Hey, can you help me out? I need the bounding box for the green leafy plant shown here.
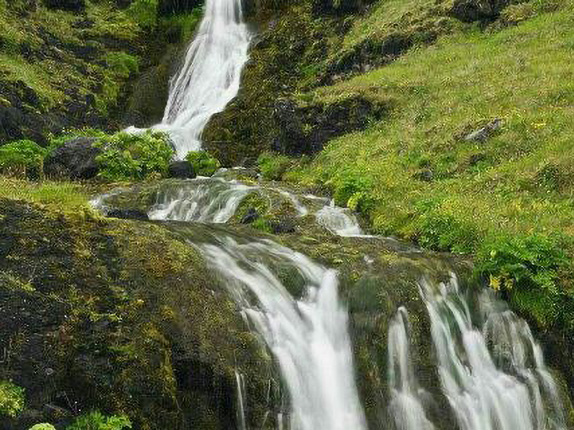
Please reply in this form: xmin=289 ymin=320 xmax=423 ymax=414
xmin=332 ymin=172 xmax=374 ymax=214
xmin=128 ymin=0 xmax=159 ymax=28
xmin=29 ymin=424 xmax=56 ymax=430
xmin=0 ymin=380 xmax=25 ymax=418
xmin=0 ymin=140 xmax=47 ymax=177
xmin=186 ymin=151 xmax=221 ymax=177
xmin=66 ymin=411 xmax=132 ymax=430
xmin=95 ymin=131 xmax=174 ymax=181
xmin=257 ymin=152 xmax=292 ymax=180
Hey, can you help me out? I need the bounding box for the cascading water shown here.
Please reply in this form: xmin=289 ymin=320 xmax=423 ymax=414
xmin=127 ymin=0 xmax=251 ymax=158
xmin=200 ymin=237 xmax=367 ymax=430
xmin=420 ymin=274 xmax=568 ymax=430
xmin=315 ymin=200 xmax=365 ymax=237
xmin=387 ymin=307 xmax=435 ymax=430
xmin=148 ymin=177 xmax=256 ymax=223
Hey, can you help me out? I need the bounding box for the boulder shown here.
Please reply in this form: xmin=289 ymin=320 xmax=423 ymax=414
xmin=464 ymin=118 xmax=503 ymax=143
xmin=168 ymin=160 xmax=196 ymax=179
xmin=450 ymin=0 xmax=513 ymax=22
xmin=43 ymin=0 xmax=86 ymax=12
xmin=44 ymin=137 xmax=102 ymax=180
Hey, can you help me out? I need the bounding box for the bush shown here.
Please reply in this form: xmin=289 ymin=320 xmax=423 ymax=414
xmin=95 ymin=131 xmax=174 ymax=181
xmin=128 ymin=0 xmax=159 ymax=28
xmin=0 ymin=140 xmax=47 ymax=177
xmin=185 ymin=151 xmax=221 ymax=177
xmin=0 ymin=380 xmax=25 ymax=418
xmin=29 ymin=424 xmax=56 ymax=430
xmin=257 ymin=152 xmax=292 ymax=180
xmin=331 ymin=172 xmax=374 ymax=214
xmin=66 ymin=411 xmax=132 ymax=430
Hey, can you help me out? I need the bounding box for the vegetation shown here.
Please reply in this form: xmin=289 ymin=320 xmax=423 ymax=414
xmin=0 ymin=140 xmax=46 ymax=176
xmin=66 ymin=411 xmax=132 ymax=430
xmin=0 ymin=380 xmax=25 ymax=418
xmin=29 ymin=425 xmax=56 ymax=430
xmin=185 ymin=150 xmax=221 ymax=177
xmin=284 ymin=0 xmax=574 ymax=330
xmin=95 ymin=131 xmax=174 ymax=181
xmin=257 ymin=152 xmax=293 ymax=181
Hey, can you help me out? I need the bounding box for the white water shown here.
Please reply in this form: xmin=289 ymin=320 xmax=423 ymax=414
xmin=148 ymin=177 xmax=256 ymax=223
xmin=315 ymin=200 xmax=364 ymax=237
xmin=127 ymin=0 xmax=251 ymax=158
xmin=387 ymin=307 xmax=435 ymax=430
xmin=420 ymin=274 xmax=568 ymax=430
xmin=201 ymin=237 xmax=367 ymax=430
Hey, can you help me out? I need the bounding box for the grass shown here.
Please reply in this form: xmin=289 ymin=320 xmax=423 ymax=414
xmin=287 ymin=1 xmax=574 ymax=329
xmin=0 ymin=178 xmax=91 ymax=212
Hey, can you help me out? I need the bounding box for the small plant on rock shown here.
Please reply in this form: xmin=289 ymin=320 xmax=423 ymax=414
xmin=186 ymin=151 xmax=221 ymax=177
xmin=0 ymin=380 xmax=25 ymax=418
xmin=95 ymin=131 xmax=174 ymax=181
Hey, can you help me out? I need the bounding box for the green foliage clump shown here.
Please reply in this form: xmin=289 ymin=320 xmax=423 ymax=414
xmin=331 ymin=172 xmax=374 ymax=214
xmin=185 ymin=151 xmax=221 ymax=177
xmin=96 ymin=131 xmax=174 ymax=181
xmin=29 ymin=424 xmax=56 ymax=430
xmin=47 ymin=128 xmax=108 ymax=154
xmin=159 ymin=7 xmax=204 ymax=42
xmin=66 ymin=411 xmax=132 ymax=430
xmin=128 ymin=0 xmax=159 ymax=28
xmin=105 ymin=52 xmax=140 ymax=78
xmin=475 ymin=233 xmax=568 ymax=327
xmin=257 ymin=152 xmax=293 ymax=181
xmin=0 ymin=140 xmax=46 ymax=175
xmin=0 ymin=380 xmax=25 ymax=418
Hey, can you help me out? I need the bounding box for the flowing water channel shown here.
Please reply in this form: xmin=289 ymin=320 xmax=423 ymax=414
xmin=108 ymin=0 xmax=572 ymax=427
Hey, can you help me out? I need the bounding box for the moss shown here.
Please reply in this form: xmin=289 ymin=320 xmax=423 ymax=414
xmin=0 ymin=380 xmax=25 ymax=418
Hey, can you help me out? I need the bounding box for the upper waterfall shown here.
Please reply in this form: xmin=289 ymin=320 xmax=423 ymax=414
xmin=158 ymin=0 xmax=251 ymax=159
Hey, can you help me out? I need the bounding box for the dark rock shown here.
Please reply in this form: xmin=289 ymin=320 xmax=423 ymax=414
xmin=168 ymin=160 xmax=196 ymax=179
xmin=468 ymin=152 xmax=487 ymax=166
xmin=451 ymin=0 xmax=513 ymax=22
xmin=270 ymin=218 xmax=296 ymax=234
xmin=106 ymin=209 xmax=149 ymax=221
xmin=240 ymin=208 xmax=259 ymax=224
xmin=413 ymin=169 xmax=434 ymax=182
xmin=464 ymin=118 xmax=503 ymax=143
xmin=44 ymin=137 xmax=102 ymax=180
xmin=43 ymin=0 xmax=86 ymax=12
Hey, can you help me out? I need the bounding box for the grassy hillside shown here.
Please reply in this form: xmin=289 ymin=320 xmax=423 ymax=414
xmin=276 ymin=1 xmax=574 ymax=338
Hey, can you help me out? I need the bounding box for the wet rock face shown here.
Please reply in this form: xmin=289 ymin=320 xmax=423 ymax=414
xmin=168 ymin=160 xmax=196 ymax=179
xmin=271 ymin=95 xmax=389 ymax=156
xmin=450 ymin=0 xmax=513 ymax=22
xmin=44 ymin=137 xmax=102 ymax=180
xmin=0 ymin=200 xmax=271 ymax=429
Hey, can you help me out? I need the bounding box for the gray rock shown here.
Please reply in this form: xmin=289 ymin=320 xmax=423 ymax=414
xmin=107 ymin=209 xmax=149 ymax=221
xmin=168 ymin=160 xmax=196 ymax=179
xmin=241 ymin=208 xmax=259 ymax=224
xmin=43 ymin=0 xmax=86 ymax=12
xmin=464 ymin=118 xmax=503 ymax=143
xmin=44 ymin=137 xmax=102 ymax=179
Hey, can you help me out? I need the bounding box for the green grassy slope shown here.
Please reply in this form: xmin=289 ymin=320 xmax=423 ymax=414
xmin=286 ymin=1 xmax=574 ymax=332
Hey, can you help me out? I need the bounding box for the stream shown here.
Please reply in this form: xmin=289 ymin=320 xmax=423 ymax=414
xmin=105 ymin=0 xmax=573 ymax=427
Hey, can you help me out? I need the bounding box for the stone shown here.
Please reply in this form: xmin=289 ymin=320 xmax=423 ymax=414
xmin=107 ymin=209 xmax=149 ymax=221
xmin=168 ymin=160 xmax=196 ymax=179
xmin=43 ymin=0 xmax=86 ymax=12
xmin=44 ymin=137 xmax=102 ymax=180
xmin=464 ymin=118 xmax=503 ymax=143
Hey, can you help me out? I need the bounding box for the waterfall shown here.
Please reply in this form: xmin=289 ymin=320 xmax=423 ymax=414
xmin=201 ymin=237 xmax=367 ymax=430
xmin=387 ymin=307 xmax=435 ymax=430
xmin=420 ymin=274 xmax=568 ymax=430
xmin=131 ymin=0 xmax=250 ymax=159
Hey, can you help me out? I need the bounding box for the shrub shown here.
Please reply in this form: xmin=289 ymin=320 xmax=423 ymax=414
xmin=29 ymin=424 xmax=56 ymax=430
xmin=257 ymin=152 xmax=292 ymax=180
xmin=95 ymin=131 xmax=174 ymax=181
xmin=0 ymin=380 xmax=25 ymax=418
xmin=128 ymin=0 xmax=159 ymax=28
xmin=105 ymin=52 xmax=139 ymax=78
xmin=0 ymin=140 xmax=46 ymax=177
xmin=66 ymin=411 xmax=132 ymax=430
xmin=476 ymin=233 xmax=567 ymax=295
xmin=186 ymin=151 xmax=221 ymax=177
xmin=332 ymin=172 xmax=375 ymax=214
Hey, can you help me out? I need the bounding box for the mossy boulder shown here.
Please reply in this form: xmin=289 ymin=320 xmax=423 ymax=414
xmin=0 ymin=199 xmax=272 ymax=430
